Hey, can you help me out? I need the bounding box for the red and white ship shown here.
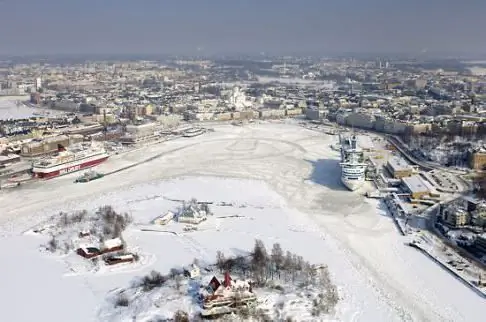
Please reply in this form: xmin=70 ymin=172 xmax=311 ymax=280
xmin=32 ymin=142 xmax=109 ymax=179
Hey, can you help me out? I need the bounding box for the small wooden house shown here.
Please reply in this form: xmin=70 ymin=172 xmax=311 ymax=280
xmin=177 ymin=205 xmax=207 ymax=224
xmin=76 ymin=246 xmax=101 ymax=259
xmin=101 ymin=237 xmax=124 ymax=253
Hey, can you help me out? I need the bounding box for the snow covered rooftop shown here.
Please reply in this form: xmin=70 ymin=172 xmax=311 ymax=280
xmin=388 ymin=156 xmax=412 ymax=172
xmin=103 ymin=237 xmax=123 ymax=249
xmin=402 ymin=175 xmax=431 ymax=193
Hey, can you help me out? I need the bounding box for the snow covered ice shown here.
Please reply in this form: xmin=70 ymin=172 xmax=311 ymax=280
xmin=0 ymin=98 xmax=37 ymax=120
xmin=0 ymin=123 xmax=484 ymax=321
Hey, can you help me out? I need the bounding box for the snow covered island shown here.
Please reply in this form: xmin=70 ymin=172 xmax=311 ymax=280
xmin=28 ymin=206 xmax=145 ymax=274
xmin=101 ymin=239 xmax=339 ymax=321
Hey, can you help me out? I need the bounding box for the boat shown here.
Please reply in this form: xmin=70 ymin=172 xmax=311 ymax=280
xmin=74 ymin=170 xmax=104 ymax=183
xmin=339 ymin=134 xmax=367 ymax=191
xmin=6 ymin=172 xmax=33 ymax=183
xmin=0 ymin=181 xmax=21 ymax=189
xmin=182 ymin=127 xmax=205 ymax=137
xmin=32 ymin=142 xmax=109 ymax=179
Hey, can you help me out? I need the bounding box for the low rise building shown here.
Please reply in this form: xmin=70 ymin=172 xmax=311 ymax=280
xmin=387 ymin=157 xmax=414 ymax=178
xmin=474 ymin=234 xmax=486 ymax=253
xmin=469 ymin=150 xmax=486 ymax=170
xmin=259 ymin=109 xmax=286 ymax=119
xmin=120 ymin=122 xmax=158 ymax=144
xmin=443 ymin=207 xmax=469 ymax=227
xmin=345 ymin=112 xmax=375 ymax=129
xmin=215 ymin=112 xmax=232 ymax=121
xmin=286 ymin=107 xmax=303 ymax=116
xmin=471 ymin=205 xmax=486 ymax=228
xmin=306 ymin=108 xmax=324 ymax=120
xmin=233 ymin=110 xmax=258 ymax=120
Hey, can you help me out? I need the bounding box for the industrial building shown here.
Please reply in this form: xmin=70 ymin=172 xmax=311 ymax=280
xmin=387 ymin=157 xmax=414 ymax=178
xmin=120 ymin=122 xmax=158 ymax=144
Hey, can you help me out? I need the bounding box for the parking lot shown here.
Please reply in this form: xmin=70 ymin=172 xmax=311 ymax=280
xmin=425 ymin=170 xmax=461 ymax=192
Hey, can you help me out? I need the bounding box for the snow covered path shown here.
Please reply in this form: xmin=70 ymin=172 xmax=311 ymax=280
xmin=0 ymin=123 xmax=484 ymax=321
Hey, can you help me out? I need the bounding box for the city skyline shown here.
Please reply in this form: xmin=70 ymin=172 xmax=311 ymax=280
xmin=0 ymin=0 xmax=485 ymax=55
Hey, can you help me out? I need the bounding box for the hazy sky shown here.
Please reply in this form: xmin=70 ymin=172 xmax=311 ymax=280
xmin=0 ymin=0 xmax=485 ymax=55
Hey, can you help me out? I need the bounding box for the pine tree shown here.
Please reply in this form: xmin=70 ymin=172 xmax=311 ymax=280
xmin=271 ymin=243 xmax=284 ymax=278
xmin=252 ymin=239 xmax=268 ymax=284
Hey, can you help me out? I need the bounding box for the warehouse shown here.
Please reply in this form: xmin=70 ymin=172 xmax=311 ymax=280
xmin=20 ymin=134 xmax=83 ymax=157
xmin=401 ymin=175 xmax=431 ymax=199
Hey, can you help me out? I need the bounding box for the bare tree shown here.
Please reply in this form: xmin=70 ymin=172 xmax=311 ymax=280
xmin=175 ymin=274 xmax=182 ymax=291
xmin=170 ymin=267 xmax=179 ymax=279
xmin=234 ymin=255 xmax=249 ymax=277
xmin=59 ymin=212 xmax=69 ymax=227
xmin=47 ymin=236 xmax=58 ymax=252
xmin=114 ymin=293 xmax=129 ymax=307
xmin=318 ymin=265 xmax=331 ymax=287
xmin=141 ymin=270 xmax=167 ymax=291
xmin=224 ymin=257 xmax=235 ymax=272
xmin=173 ymin=310 xmax=189 ymax=322
xmin=283 ymin=251 xmax=294 ymax=281
xmin=216 ymin=251 xmax=226 ymax=272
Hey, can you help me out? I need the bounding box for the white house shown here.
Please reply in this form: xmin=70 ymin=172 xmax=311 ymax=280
xmin=184 ymin=264 xmax=201 ymax=279
xmin=177 ymin=201 xmax=208 ymax=224
xmin=153 ymin=211 xmax=174 ymax=225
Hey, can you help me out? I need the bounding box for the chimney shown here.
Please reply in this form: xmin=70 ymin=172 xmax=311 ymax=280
xmin=223 ymin=271 xmax=231 ymax=288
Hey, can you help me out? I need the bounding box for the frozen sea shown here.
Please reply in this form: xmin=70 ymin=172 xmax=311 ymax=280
xmin=0 ymin=123 xmax=484 ymax=321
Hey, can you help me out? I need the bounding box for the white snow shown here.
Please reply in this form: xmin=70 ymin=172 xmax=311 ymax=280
xmin=0 ymin=123 xmax=484 ymax=321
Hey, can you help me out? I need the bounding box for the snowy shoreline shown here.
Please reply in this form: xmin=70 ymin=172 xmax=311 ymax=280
xmin=408 ymin=242 xmax=486 ymax=299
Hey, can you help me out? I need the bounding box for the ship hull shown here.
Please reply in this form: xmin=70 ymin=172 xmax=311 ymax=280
xmin=341 ymin=176 xmax=365 ymax=191
xmin=33 ymin=156 xmax=108 ymax=179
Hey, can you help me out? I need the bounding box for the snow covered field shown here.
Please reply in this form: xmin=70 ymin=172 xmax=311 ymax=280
xmin=0 ymin=123 xmax=484 ymax=321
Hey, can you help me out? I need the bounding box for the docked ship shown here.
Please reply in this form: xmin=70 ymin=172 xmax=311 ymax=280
xmin=32 ymin=142 xmax=109 ymax=179
xmin=339 ymin=134 xmax=367 ymax=191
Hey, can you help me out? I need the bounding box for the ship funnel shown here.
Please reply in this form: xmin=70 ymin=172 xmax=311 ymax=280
xmin=350 ymin=136 xmax=357 ymax=149
xmin=57 ymin=144 xmax=66 ymax=152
